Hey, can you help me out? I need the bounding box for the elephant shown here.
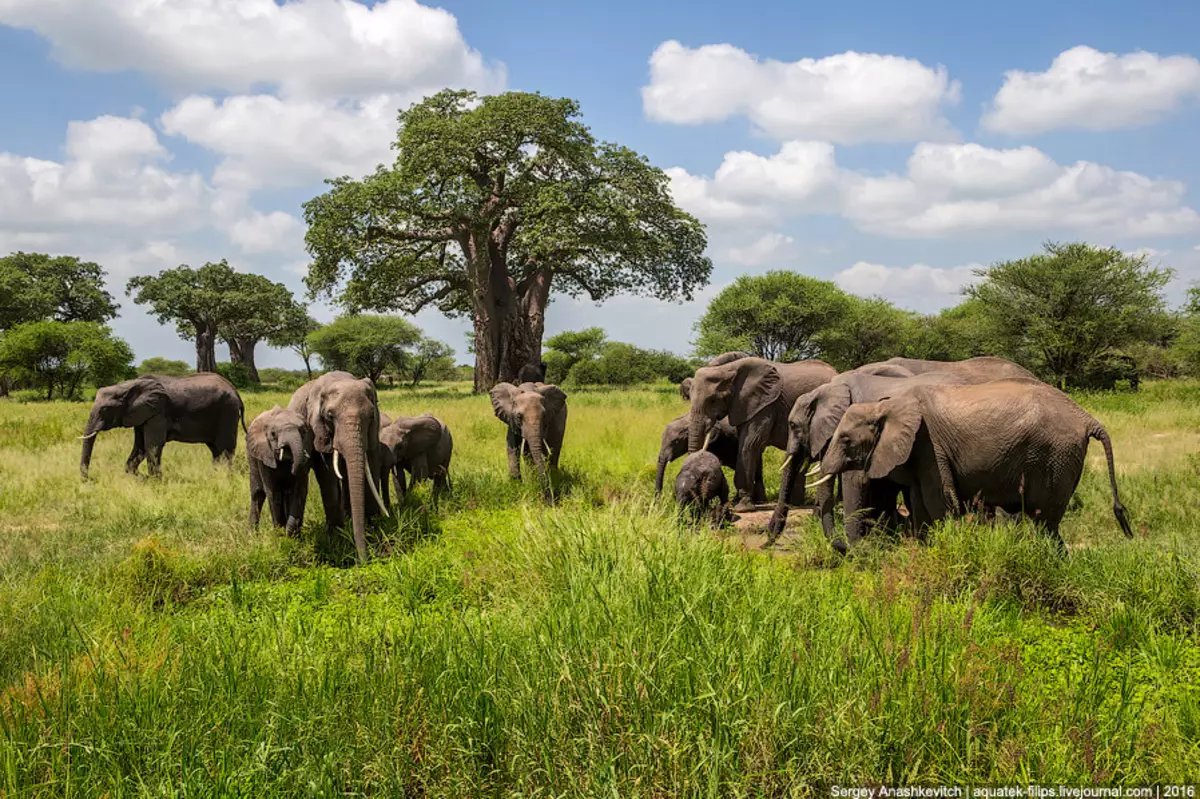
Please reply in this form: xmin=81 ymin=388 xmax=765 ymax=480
xmin=79 ymin=373 xmax=244 ymax=479
xmin=678 ymin=378 xmax=693 ymax=401
xmin=655 ymin=414 xmax=762 ymax=499
xmin=678 ymin=352 xmax=754 ymax=401
xmin=688 ymin=357 xmax=838 ymax=512
xmin=518 ymin=361 xmax=548 ymax=384
xmin=674 ymin=450 xmax=733 ymax=526
xmin=247 ymin=406 xmax=312 ymax=536
xmin=869 ymin=356 xmax=1036 ymax=382
xmin=818 ymin=378 xmax=1133 ymax=549
xmin=490 ymin=381 xmax=568 ymax=483
xmin=380 ymin=414 xmax=453 ymax=504
xmin=288 ymin=371 xmax=390 ymax=563
xmin=767 ymin=370 xmax=968 ymax=550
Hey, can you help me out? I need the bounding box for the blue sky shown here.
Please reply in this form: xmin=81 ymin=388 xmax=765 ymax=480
xmin=2 ymin=0 xmax=1199 ymax=368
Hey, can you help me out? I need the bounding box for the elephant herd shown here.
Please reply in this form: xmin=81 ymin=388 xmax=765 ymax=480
xmin=75 ymin=351 xmax=1134 ymax=562
xmin=663 ymin=352 xmax=1133 ymax=553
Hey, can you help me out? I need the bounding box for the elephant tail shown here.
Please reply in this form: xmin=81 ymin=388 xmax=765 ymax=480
xmin=1088 ymin=421 xmax=1133 ymax=538
xmin=238 ymin=399 xmax=248 ymax=436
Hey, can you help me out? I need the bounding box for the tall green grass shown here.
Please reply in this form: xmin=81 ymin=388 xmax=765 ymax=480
xmin=1 ymin=381 xmax=1198 ymax=793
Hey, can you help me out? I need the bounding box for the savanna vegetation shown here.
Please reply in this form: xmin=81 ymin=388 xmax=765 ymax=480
xmin=2 ymin=379 xmax=1198 ymax=793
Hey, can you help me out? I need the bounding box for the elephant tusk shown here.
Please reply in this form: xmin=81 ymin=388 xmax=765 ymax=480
xmin=544 ymin=441 xmax=553 ymax=457
xmin=333 ymin=449 xmax=343 ymax=480
xmin=521 ymin=438 xmax=528 ymax=456
xmin=703 ymin=429 xmax=716 ymax=450
xmin=76 ymin=432 xmax=99 ymax=440
xmin=806 ymin=473 xmax=834 ymax=489
xmin=807 ymin=463 xmax=822 ymax=476
xmin=365 ymin=459 xmax=389 ymax=518
xmin=278 ymin=447 xmax=286 ymax=462
xmin=779 ymin=454 xmax=793 ymax=473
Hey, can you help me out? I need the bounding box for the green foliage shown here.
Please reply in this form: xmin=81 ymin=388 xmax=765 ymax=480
xmin=544 ymin=327 xmax=607 ymax=381
xmin=694 ymin=271 xmax=850 ymax=361
xmin=136 ymin=357 xmax=192 ymax=377
xmin=902 ymin=298 xmax=1008 ymax=362
xmin=268 ymin=308 xmax=321 ymax=378
xmin=395 ymin=337 xmax=456 ymax=386
xmin=820 ymin=295 xmax=914 ymax=371
xmin=969 ymin=242 xmax=1173 ymax=388
xmin=215 ymin=361 xmax=253 ymax=389
xmin=566 ymin=342 xmax=693 ymax=386
xmin=0 ymin=321 xmax=133 ymax=399
xmin=303 ymin=89 xmax=710 ymax=388
xmin=0 ymin=252 xmax=119 ymax=331
xmin=307 ymin=314 xmax=423 ymax=383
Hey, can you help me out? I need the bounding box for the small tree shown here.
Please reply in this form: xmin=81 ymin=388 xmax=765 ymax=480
xmin=969 ymin=242 xmax=1173 ymax=388
xmin=693 ymin=272 xmax=850 ymax=362
xmin=308 ymin=314 xmax=422 ymax=383
xmin=270 ymin=308 xmax=321 ymax=379
xmin=0 ymin=321 xmax=133 ymax=400
xmin=820 ymin=296 xmax=913 ymax=370
xmin=304 ymin=90 xmax=711 ymax=392
xmin=544 ymin=327 xmax=607 ymax=382
xmin=218 ymin=276 xmax=307 ymax=383
xmin=902 ymin=298 xmax=1009 ymax=362
xmin=566 ymin=342 xmax=693 ymax=385
xmin=137 ymin=357 xmax=192 ymax=377
xmin=400 ymin=337 xmax=455 ymax=386
xmin=0 ymin=252 xmax=119 ymax=331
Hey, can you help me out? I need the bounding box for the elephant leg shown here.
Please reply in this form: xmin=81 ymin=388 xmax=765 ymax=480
xmin=733 ymin=416 xmax=771 ymax=512
xmin=839 ymin=471 xmax=877 ymax=553
xmin=506 ymin=446 xmax=522 ymax=480
xmin=249 ymin=462 xmax=265 ymax=530
xmin=126 ymin=426 xmax=146 ymax=474
xmin=143 ymin=421 xmax=167 ymax=478
xmin=392 ymin=467 xmax=407 ymax=505
xmin=311 ymin=455 xmax=344 ymax=548
xmin=752 ymin=453 xmax=767 ymax=504
xmin=267 ymin=480 xmax=288 ymax=529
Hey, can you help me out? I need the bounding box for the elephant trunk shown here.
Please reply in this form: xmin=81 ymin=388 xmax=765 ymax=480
xmin=281 ymin=429 xmax=308 ymax=477
xmin=522 ymin=416 xmax=547 ymax=475
xmin=687 ymin=411 xmax=708 ymax=454
xmin=655 ymin=445 xmax=672 ymax=496
xmin=79 ymin=408 xmax=103 ymax=479
xmin=340 ymin=422 xmax=370 ymax=564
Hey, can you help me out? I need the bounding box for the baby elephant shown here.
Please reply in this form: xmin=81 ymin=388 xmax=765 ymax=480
xmin=490 ymin=382 xmax=568 ymax=480
xmin=674 ymin=450 xmax=733 ymax=526
xmin=247 ymin=405 xmax=313 ymax=536
xmin=379 ymin=414 xmax=453 ymax=504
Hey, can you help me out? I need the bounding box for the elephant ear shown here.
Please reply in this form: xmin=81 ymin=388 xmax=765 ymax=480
xmin=866 ymin=394 xmax=922 ymax=480
xmin=490 ymin=382 xmax=520 ymax=424
xmin=534 ymin=384 xmax=567 ymax=415
xmin=407 ymin=416 xmax=444 ymax=452
xmin=124 ymin=379 xmax=166 ymax=426
xmin=246 ymin=413 xmax=278 ymax=468
xmin=728 ymin=360 xmax=781 ymax=427
xmin=809 ymin=383 xmax=852 ymax=459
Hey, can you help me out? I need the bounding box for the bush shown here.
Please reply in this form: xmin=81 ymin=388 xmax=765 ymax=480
xmin=137 ymin=357 xmax=192 ymax=377
xmin=565 ymin=342 xmax=693 ymax=386
xmin=0 ymin=321 xmax=134 ymax=400
xmin=216 ymin=361 xmax=254 ymax=389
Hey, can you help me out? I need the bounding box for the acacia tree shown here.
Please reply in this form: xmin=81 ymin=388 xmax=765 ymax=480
xmin=402 ymin=337 xmax=455 ymax=386
xmin=0 ymin=321 xmax=133 ymax=400
xmin=307 ymin=314 xmax=423 ymax=383
xmin=693 ymin=272 xmax=851 ymax=361
xmin=969 ymin=242 xmax=1172 ymax=388
xmin=0 ymin=252 xmax=119 ymax=331
xmin=218 ymin=275 xmax=306 ymax=383
xmin=127 ymin=261 xmax=239 ymax=373
xmin=270 ymin=307 xmax=321 ymax=379
xmin=304 ymin=90 xmax=711 ymax=392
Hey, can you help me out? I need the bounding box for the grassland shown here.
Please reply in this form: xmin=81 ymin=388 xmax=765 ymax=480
xmin=1 ymin=380 xmax=1199 ymax=795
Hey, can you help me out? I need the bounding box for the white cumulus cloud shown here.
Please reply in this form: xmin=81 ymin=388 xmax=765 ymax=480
xmin=669 ymin=140 xmax=1200 ymax=239
xmin=983 ymin=46 xmax=1200 ymax=135
xmin=834 ymin=262 xmax=980 ymax=312
xmin=228 ymin=210 xmax=307 ymax=255
xmin=723 ymin=233 xmax=799 ymax=267
xmin=642 ymin=40 xmax=960 ymax=143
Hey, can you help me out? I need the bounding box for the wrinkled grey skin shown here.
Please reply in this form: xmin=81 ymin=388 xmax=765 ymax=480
xmin=79 ymin=373 xmax=244 ymax=479
xmin=490 ymin=382 xmax=568 ymax=485
xmin=870 ymin=356 xmax=1037 ymax=382
xmin=674 ymin=450 xmax=733 ymax=526
xmin=768 ymin=370 xmax=968 ymax=551
xmin=247 ymin=406 xmax=312 ymax=536
xmin=688 ymin=357 xmax=838 ymax=512
xmin=655 ymin=414 xmax=761 ymax=499
xmin=819 ymin=379 xmax=1133 ymax=550
xmin=380 ymin=414 xmax=453 ymax=504
xmin=288 ymin=371 xmax=389 ymax=563
xmin=518 ymin=362 xmax=548 ymax=384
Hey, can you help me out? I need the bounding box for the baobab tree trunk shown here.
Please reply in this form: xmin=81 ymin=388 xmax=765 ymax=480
xmin=195 ymin=324 xmax=218 ymax=373
xmin=228 ymin=338 xmax=262 ymax=383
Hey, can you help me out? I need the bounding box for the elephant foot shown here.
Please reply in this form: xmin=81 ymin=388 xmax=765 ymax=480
xmin=733 ymin=497 xmax=757 ymax=513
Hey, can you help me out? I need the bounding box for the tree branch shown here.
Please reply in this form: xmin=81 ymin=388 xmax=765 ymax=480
xmin=366 ymin=225 xmax=455 ymax=243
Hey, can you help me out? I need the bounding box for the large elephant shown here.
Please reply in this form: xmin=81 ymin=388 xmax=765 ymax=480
xmin=818 ymin=379 xmax=1133 ymax=548
xmin=288 ymin=371 xmax=389 ymax=563
xmin=654 ymin=414 xmax=758 ymax=498
xmin=247 ymin=406 xmax=312 ymax=536
xmin=871 ymin=356 xmax=1036 ymax=382
xmin=490 ymin=382 xmax=568 ymax=482
xmin=678 ymin=352 xmax=754 ymax=401
xmin=768 ymin=370 xmax=967 ymax=550
xmin=688 ymin=357 xmax=838 ymax=511
xmin=79 ymin=373 xmax=244 ymax=479
xmin=380 ymin=414 xmax=453 ymax=504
